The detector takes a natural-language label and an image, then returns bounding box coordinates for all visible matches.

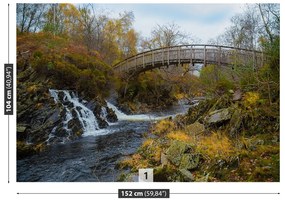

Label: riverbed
[17,103,189,182]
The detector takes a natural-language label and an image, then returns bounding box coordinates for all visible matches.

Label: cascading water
[49,89,104,141]
[48,89,188,144]
[106,101,177,121]
[100,107,111,125]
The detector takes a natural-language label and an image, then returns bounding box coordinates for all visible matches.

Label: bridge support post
[162,49,164,65]
[152,50,154,67]
[167,47,170,66]
[261,51,264,67]
[178,46,181,66]
[204,45,206,67]
[253,50,256,70]
[218,46,221,66]
[143,53,145,68]
[190,45,193,65]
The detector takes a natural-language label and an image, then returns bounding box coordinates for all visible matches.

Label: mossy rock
[185,99,215,124]
[185,122,205,136]
[204,108,232,125]
[166,140,193,166]
[179,153,200,170]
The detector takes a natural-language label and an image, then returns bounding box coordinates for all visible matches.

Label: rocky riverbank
[17,33,118,159]
[118,90,280,182]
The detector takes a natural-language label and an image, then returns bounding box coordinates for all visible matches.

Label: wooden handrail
[113,44,263,68]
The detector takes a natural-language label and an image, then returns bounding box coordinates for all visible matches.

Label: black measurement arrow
[171,192,280,195]
[17,193,117,195]
[7,3,10,184]
[17,192,280,195]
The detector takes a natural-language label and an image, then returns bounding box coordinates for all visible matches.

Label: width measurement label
[118,189,170,198]
[4,64,13,115]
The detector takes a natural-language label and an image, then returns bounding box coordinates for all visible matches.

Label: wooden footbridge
[113,44,264,77]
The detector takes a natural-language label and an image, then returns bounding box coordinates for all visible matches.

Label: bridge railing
[113,44,264,76]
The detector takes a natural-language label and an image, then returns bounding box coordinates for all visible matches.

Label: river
[17,101,190,182]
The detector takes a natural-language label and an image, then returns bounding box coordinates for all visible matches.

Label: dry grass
[166,130,190,142]
[152,119,175,135]
[196,131,237,160]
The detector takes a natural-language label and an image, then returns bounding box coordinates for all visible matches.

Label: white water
[48,89,189,142]
[106,102,170,121]
[100,107,111,125]
[49,89,112,138]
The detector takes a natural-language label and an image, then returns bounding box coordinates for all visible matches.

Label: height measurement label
[118,189,170,198]
[4,64,13,115]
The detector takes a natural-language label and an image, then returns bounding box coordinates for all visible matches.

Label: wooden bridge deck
[113,44,264,76]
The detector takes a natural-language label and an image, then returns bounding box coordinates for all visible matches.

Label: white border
[0,0,283,203]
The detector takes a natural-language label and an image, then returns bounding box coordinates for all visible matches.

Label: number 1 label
[139,169,153,182]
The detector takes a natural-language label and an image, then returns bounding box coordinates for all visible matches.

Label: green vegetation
[17,32,112,99]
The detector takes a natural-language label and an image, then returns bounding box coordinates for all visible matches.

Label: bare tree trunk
[258,4,274,44]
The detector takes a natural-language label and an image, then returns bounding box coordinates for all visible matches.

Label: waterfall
[49,89,103,139]
[47,89,185,144]
[106,101,168,121]
[100,107,111,125]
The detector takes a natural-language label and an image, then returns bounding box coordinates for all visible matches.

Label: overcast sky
[93,3,245,43]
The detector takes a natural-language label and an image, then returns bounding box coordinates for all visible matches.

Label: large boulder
[204,108,232,125]
[179,153,200,170]
[165,141,193,166]
[185,122,205,137]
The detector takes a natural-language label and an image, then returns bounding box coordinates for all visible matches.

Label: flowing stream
[17,90,190,182]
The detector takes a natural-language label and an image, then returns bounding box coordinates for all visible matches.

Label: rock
[106,107,118,123]
[166,141,193,166]
[17,124,30,141]
[233,89,242,101]
[185,99,215,124]
[185,122,205,136]
[179,153,200,170]
[46,109,60,125]
[67,118,83,137]
[17,125,27,133]
[228,89,234,94]
[179,169,194,181]
[161,152,168,166]
[204,108,232,125]
[229,107,242,137]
